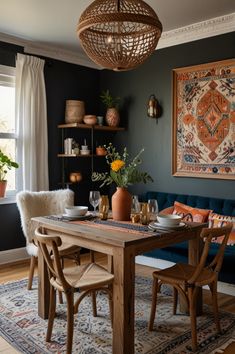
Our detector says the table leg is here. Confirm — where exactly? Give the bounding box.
[179,228,203,315]
[112,247,135,354]
[38,245,50,319]
[188,229,203,315]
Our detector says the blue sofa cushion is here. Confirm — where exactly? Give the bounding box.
[144,191,235,216]
[142,191,235,284]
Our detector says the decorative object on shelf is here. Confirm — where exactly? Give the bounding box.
[64,138,73,154]
[92,143,153,220]
[100,89,120,127]
[80,140,90,155]
[172,59,235,180]
[96,146,107,156]
[65,100,85,123]
[147,94,160,119]
[80,149,90,156]
[69,172,82,183]
[83,115,97,125]
[72,141,80,155]
[97,116,104,126]
[77,0,162,71]
[0,150,19,198]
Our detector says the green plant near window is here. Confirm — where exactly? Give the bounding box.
[0,150,19,181]
[100,89,120,109]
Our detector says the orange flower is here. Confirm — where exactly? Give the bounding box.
[111,159,125,172]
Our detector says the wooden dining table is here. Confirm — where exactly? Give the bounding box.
[32,216,204,354]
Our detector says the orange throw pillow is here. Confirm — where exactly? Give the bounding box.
[208,213,235,245]
[172,201,211,223]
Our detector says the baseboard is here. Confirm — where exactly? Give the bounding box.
[136,256,235,297]
[0,247,29,265]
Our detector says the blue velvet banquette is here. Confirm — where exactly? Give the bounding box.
[141,191,235,284]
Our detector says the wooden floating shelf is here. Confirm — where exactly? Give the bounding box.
[57,122,125,131]
[57,154,105,158]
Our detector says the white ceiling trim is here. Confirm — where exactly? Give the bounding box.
[158,12,235,49]
[24,43,100,69]
[0,13,234,69]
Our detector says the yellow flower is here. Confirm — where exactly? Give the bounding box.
[111,159,125,172]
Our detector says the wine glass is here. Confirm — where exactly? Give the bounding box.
[89,191,101,215]
[147,199,159,221]
[130,195,140,222]
[131,195,140,213]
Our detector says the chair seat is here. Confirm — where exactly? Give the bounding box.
[51,263,114,291]
[154,263,215,287]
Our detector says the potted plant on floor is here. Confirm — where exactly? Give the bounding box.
[100,89,120,127]
[0,150,19,197]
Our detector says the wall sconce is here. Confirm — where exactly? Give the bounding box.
[147,94,160,119]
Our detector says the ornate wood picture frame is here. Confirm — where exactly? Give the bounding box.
[172,59,235,180]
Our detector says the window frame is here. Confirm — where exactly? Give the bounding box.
[0,64,19,199]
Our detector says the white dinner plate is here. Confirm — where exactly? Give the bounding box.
[150,221,186,229]
[62,212,93,220]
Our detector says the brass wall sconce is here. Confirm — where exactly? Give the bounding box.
[147,94,160,119]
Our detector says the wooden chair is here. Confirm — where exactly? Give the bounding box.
[35,227,114,354]
[148,223,233,352]
[16,189,81,290]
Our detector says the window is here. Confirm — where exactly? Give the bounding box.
[0,64,17,196]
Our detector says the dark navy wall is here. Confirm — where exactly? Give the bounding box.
[100,32,235,199]
[1,32,235,252]
[0,42,101,251]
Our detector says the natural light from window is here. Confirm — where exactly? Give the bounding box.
[0,72,16,192]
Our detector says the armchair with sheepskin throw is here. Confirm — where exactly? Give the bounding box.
[16,189,81,290]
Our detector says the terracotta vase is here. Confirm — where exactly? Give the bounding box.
[0,180,7,198]
[105,108,120,127]
[112,187,132,221]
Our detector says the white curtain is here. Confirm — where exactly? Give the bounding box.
[15,53,49,191]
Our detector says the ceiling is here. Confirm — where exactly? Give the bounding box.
[0,0,234,66]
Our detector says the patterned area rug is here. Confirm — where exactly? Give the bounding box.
[0,277,235,354]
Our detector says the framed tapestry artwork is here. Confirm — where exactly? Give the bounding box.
[172,58,235,180]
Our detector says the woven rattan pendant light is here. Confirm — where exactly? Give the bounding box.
[77,0,162,71]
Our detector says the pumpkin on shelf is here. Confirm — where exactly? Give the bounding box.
[69,172,82,183]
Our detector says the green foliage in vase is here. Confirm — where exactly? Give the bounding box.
[100,89,120,109]
[92,143,153,188]
[0,150,19,181]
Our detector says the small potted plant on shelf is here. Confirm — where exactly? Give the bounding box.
[100,89,120,127]
[0,150,19,198]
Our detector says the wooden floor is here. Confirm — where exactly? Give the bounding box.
[0,252,235,354]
